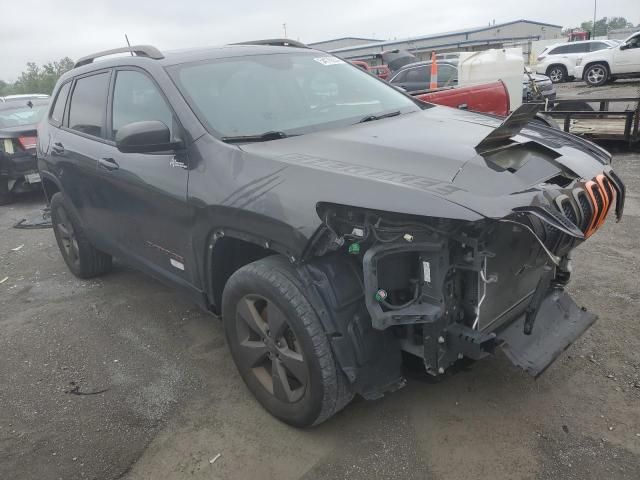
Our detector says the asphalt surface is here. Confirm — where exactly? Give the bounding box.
[1,83,639,480]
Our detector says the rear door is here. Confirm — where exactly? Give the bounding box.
[51,71,113,240]
[96,67,194,285]
[567,43,590,72]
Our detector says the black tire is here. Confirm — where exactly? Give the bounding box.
[546,65,567,83]
[222,255,353,427]
[50,192,112,279]
[584,63,609,87]
[0,179,12,206]
[551,101,594,112]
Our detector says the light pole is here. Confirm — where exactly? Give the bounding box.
[592,0,597,39]
[283,23,287,38]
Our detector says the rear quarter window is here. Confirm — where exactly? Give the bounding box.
[49,82,71,125]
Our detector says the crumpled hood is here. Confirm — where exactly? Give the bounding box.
[242,108,482,184]
[237,105,611,220]
[241,106,607,190]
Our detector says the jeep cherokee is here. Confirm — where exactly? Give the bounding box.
[37,41,625,427]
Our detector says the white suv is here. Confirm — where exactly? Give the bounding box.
[535,40,618,83]
[574,31,640,86]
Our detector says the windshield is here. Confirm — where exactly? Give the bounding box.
[168,52,421,138]
[0,101,48,128]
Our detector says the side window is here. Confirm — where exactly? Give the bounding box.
[552,45,569,55]
[68,72,110,138]
[50,82,71,125]
[112,70,174,140]
[392,70,408,83]
[406,66,429,84]
[438,65,458,86]
[627,35,640,49]
[590,42,608,52]
[566,44,586,54]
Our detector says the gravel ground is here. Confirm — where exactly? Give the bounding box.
[1,83,639,479]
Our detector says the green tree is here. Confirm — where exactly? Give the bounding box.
[0,79,9,96]
[2,57,74,96]
[579,17,635,37]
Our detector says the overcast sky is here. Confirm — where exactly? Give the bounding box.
[1,0,638,81]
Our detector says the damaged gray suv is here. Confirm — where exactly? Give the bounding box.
[38,41,625,427]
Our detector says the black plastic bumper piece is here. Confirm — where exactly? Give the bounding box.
[498,290,597,377]
[0,151,38,179]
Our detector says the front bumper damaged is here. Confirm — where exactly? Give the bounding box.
[498,289,596,376]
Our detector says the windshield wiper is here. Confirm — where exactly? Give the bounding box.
[358,110,402,124]
[221,131,296,144]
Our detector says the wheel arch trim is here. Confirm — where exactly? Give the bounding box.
[203,226,300,312]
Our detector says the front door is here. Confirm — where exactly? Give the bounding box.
[95,68,194,285]
[613,34,640,73]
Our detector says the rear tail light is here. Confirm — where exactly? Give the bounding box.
[17,136,37,150]
[536,56,544,62]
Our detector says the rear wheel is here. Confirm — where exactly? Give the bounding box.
[222,255,353,427]
[0,179,12,206]
[50,192,112,278]
[584,63,609,87]
[547,65,567,83]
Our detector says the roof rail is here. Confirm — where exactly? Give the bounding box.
[232,38,309,49]
[74,45,164,68]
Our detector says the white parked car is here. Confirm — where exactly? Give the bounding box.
[535,40,619,83]
[0,94,49,102]
[574,31,640,86]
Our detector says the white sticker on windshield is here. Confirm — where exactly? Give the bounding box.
[314,57,345,66]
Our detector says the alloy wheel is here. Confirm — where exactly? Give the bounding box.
[234,294,308,403]
[587,66,606,85]
[549,67,563,83]
[55,206,80,268]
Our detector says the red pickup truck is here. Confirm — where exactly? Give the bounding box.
[351,58,510,116]
[413,80,510,116]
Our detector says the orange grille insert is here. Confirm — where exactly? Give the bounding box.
[583,175,614,238]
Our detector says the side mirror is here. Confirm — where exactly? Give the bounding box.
[620,43,630,50]
[115,120,181,153]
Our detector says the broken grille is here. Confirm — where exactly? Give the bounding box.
[547,173,618,252]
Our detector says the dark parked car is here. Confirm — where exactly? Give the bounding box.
[388,60,459,91]
[523,69,556,102]
[390,60,556,102]
[0,97,49,204]
[38,42,624,427]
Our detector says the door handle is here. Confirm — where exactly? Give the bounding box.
[52,142,65,155]
[98,157,119,171]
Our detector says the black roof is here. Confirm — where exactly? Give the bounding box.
[59,42,321,84]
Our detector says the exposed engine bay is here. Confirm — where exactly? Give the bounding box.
[307,167,625,380]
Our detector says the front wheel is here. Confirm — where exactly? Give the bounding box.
[584,63,609,87]
[222,256,353,427]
